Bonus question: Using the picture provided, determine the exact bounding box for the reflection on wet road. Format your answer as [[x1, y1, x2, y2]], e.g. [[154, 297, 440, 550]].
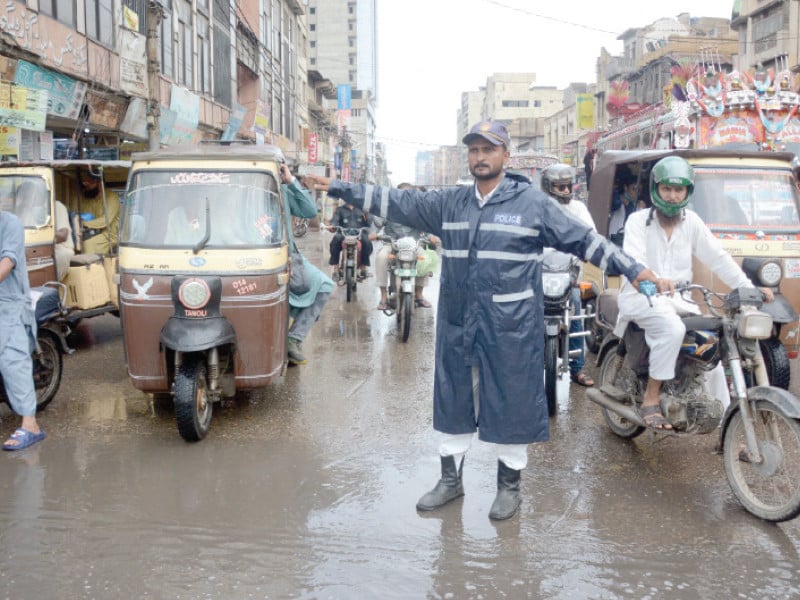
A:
[[0, 231, 798, 598]]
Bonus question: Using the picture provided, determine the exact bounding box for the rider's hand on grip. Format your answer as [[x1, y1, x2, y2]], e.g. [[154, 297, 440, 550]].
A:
[[639, 280, 657, 307]]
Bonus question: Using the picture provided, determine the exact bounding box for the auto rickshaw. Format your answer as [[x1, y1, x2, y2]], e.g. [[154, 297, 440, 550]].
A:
[[584, 149, 800, 388], [118, 144, 290, 441], [0, 159, 129, 323]]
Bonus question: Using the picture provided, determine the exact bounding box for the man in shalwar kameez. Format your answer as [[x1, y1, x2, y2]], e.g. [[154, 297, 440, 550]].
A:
[[0, 207, 45, 450], [307, 121, 657, 520]]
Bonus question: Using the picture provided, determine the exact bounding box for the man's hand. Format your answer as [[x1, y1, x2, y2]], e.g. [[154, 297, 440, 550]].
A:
[[631, 268, 659, 293], [760, 287, 775, 303], [279, 163, 294, 185], [305, 176, 333, 192], [368, 232, 378, 241]]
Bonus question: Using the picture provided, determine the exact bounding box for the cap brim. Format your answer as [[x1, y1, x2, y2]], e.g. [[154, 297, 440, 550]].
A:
[[462, 132, 505, 146]]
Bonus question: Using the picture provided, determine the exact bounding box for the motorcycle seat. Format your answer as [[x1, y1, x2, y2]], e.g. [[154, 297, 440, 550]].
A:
[[31, 286, 61, 324]]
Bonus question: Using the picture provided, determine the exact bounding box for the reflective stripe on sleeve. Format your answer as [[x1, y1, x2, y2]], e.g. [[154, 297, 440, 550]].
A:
[[364, 184, 374, 212], [380, 186, 390, 217]]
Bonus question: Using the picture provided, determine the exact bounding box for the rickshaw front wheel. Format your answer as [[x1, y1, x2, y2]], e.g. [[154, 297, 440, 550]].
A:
[[174, 354, 213, 442]]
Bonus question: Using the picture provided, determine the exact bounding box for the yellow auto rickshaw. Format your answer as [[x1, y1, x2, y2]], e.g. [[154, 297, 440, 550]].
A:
[[118, 144, 290, 441], [584, 149, 800, 389], [0, 159, 129, 322]]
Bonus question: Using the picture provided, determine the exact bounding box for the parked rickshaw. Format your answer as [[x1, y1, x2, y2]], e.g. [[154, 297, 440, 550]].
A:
[[0, 159, 129, 323], [584, 149, 800, 388], [118, 144, 290, 441]]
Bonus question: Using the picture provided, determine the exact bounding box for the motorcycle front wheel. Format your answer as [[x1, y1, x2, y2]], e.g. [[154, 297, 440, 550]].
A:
[[174, 354, 212, 442], [346, 265, 355, 302], [399, 291, 412, 342], [761, 337, 790, 390], [33, 332, 62, 411], [545, 335, 558, 417], [598, 349, 645, 439], [723, 401, 800, 522]]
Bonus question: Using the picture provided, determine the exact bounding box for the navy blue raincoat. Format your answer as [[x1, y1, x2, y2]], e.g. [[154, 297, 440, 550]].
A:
[[328, 175, 645, 444]]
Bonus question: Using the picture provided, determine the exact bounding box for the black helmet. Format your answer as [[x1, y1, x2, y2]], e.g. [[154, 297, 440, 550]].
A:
[[541, 163, 575, 202]]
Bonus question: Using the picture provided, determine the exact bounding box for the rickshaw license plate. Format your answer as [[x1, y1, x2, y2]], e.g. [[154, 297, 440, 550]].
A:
[[396, 269, 417, 277]]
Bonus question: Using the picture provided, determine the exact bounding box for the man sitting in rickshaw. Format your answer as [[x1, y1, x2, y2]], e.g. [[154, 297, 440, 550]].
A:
[[78, 170, 120, 255]]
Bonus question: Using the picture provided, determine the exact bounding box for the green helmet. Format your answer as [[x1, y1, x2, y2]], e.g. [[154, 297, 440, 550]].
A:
[[650, 156, 694, 217]]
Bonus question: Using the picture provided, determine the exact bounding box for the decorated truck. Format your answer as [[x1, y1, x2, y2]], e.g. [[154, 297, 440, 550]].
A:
[[594, 61, 800, 155]]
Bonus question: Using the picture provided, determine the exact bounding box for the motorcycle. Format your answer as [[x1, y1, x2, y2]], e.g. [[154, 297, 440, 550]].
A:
[[333, 226, 369, 302], [0, 284, 72, 412], [542, 249, 590, 416], [380, 234, 438, 342], [588, 282, 800, 522]]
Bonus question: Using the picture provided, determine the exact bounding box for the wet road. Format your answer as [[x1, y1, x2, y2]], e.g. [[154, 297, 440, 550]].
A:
[[1, 230, 800, 599]]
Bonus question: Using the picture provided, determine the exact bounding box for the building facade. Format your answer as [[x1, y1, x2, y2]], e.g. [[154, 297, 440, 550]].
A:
[[307, 0, 379, 183]]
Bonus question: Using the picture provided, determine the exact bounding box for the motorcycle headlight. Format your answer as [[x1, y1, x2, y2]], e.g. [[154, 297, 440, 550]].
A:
[[178, 278, 211, 309], [395, 237, 417, 252], [398, 250, 415, 262], [542, 273, 571, 298], [756, 260, 782, 287], [737, 308, 773, 340]]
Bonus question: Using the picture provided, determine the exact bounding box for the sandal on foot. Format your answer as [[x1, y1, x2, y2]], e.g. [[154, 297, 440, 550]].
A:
[[637, 405, 672, 430], [571, 371, 594, 387], [377, 301, 389, 310], [3, 428, 46, 451], [414, 298, 432, 308]]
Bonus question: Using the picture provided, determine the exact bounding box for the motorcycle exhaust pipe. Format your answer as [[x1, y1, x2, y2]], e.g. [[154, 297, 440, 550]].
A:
[[585, 388, 646, 427]]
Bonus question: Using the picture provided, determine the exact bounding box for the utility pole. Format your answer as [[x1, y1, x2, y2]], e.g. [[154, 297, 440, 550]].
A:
[[146, 1, 164, 151]]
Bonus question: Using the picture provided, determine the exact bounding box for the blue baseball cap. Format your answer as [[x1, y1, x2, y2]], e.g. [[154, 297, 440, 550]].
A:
[[462, 120, 510, 147]]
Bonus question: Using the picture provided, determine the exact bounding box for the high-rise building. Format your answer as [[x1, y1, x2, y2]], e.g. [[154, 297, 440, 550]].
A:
[[308, 0, 378, 183]]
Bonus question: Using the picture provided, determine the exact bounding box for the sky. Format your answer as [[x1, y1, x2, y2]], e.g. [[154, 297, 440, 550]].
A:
[[375, 0, 736, 183]]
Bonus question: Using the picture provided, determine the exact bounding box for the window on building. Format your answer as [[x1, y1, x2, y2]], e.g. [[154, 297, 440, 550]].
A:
[[310, 24, 315, 31], [197, 14, 211, 95], [502, 100, 529, 108], [85, 1, 114, 46], [348, 37, 354, 48], [177, 0, 193, 89], [310, 7, 315, 14], [310, 57, 316, 65], [273, 0, 281, 61], [533, 100, 542, 108], [121, 0, 147, 35], [310, 40, 316, 48], [260, 3, 272, 53], [39, 0, 76, 26], [348, 3, 354, 14], [213, 23, 231, 106], [213, 0, 230, 23], [160, 1, 174, 77]]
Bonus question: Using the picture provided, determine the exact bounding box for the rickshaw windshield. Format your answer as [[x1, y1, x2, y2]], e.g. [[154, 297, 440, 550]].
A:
[[121, 170, 283, 248], [0, 176, 50, 228], [689, 167, 800, 234]]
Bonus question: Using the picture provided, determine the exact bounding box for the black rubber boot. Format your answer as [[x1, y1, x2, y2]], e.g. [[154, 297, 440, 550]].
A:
[[489, 460, 521, 521], [416, 455, 464, 511]]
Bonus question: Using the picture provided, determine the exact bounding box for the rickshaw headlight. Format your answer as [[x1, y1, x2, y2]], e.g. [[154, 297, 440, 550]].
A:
[[757, 260, 782, 287], [179, 278, 211, 310], [737, 308, 773, 340]]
